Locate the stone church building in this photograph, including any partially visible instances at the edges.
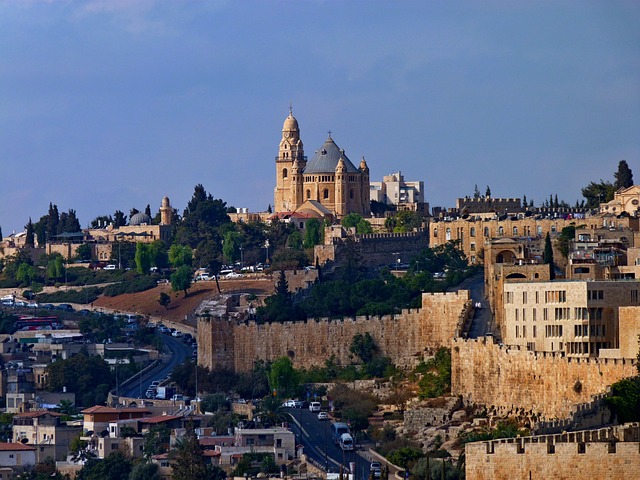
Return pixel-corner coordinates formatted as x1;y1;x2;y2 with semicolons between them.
273;109;371;219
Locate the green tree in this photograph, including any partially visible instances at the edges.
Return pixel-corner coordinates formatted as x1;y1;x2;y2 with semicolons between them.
557;226;576;259
25;218;35;247
46;254;65;281
342;213;364;230
143;424;170;459
303;218;323;248
46;349;114;407
76;451;132;480
614;160;634;190
113;210;127;227
170;265;192;297
135;243;152;275
128;462;160;480
148;241;169;269
168;244;193;268
158;292;171;310
222;231;242;264
287;230;303;250
543;232;555;280
16;263;37;286
268;356;300;398
75;243;93;261
581;180;615;209
171;422;226;480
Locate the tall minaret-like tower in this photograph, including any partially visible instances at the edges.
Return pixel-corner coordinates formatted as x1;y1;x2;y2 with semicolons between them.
160;196;172;225
274;107;305;213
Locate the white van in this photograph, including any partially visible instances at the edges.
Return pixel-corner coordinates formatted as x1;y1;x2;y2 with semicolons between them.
103;265;116;270
339;433;354;451
309;401;321;412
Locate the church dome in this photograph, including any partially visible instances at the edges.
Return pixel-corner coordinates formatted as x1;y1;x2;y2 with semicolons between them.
304;136;359;174
283;112;299;131
129;212;152;226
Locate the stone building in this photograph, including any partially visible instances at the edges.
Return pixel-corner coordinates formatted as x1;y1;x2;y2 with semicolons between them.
370;171;427;213
12;411;81;461
273;109;370;219
429;212;638;265
501;280;640;357
600;184;640;216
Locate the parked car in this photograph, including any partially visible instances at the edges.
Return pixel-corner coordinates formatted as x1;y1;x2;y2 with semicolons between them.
171;330;183;338
56;304;74;312
225;272;244;279
14;301;27;307
317;411;329;420
103;264;117;270
282;399;296;408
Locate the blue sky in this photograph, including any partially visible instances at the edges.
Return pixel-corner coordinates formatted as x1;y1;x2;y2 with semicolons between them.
1;0;639;234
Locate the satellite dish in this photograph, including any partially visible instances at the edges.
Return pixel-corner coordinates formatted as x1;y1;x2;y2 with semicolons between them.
100;430;109;438
21;438;29;444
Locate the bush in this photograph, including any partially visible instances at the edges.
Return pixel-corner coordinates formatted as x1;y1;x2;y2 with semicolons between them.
37;287;103;304
103;276;157;297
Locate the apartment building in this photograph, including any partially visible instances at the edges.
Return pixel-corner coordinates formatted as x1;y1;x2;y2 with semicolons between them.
502;280;640;357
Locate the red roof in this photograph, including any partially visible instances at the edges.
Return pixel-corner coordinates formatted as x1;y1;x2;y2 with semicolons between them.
203;450;221;457
15;411;62;418
0;443;36;451
140;415;181;424
82;406;151;414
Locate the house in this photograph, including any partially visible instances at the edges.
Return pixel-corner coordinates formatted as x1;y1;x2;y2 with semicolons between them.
12;410;82;461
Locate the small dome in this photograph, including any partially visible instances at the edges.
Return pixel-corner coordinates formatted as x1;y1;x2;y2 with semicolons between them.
129;212;152;226
283;112;299;131
161;196;170;208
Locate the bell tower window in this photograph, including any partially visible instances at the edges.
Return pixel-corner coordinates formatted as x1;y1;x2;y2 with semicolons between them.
283;169;288;179
323;189;329;199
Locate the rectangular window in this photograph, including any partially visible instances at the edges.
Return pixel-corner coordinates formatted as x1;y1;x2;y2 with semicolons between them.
522;292;527;304
470;243;475;251
533;325;537;338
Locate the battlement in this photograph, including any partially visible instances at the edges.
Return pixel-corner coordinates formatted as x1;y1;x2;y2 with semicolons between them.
452;337;638;367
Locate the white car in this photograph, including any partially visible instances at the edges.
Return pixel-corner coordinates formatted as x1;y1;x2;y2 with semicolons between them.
317;411;329;420
225;272;244;279
282;399;296;408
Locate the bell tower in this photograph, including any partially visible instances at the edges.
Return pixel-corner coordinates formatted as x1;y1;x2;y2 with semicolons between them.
274;107;305;213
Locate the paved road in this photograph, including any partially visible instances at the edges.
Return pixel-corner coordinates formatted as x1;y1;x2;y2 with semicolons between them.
286;408;377;479
450;274;495;339
120;333;192;398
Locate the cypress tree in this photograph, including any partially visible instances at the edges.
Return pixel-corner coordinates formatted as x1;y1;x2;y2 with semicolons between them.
543;232;555;280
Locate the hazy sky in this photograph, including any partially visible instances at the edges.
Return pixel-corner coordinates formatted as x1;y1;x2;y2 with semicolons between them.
1;0;639;234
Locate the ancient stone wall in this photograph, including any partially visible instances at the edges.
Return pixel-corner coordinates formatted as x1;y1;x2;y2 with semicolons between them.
198;291;470;373
466;424;640;480
451;338;637;420
313;229;429;269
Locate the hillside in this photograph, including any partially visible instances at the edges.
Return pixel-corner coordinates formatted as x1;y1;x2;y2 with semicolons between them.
93;277;274;323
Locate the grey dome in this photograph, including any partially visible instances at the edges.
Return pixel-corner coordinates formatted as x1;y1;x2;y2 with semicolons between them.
304;136;359;174
129;212;152;226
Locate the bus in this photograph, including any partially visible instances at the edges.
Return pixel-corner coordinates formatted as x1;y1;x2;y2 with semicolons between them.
16;316;61;331
331;422;350;445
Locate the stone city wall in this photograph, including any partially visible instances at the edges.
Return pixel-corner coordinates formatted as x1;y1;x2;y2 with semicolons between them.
451;338;637;420
198;291;470;373
465;424;640;480
313;230;429;269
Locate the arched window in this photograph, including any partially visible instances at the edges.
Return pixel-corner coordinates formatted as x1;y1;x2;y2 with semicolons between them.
349;189;354;199
484;227;490;237
513;226;518;236
283;168;288;179
446;228;451;240
433;228;438;238
323;189;329;199
537;226;542;236
498;226;504;236
306;189;311;199
470;227;476;237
